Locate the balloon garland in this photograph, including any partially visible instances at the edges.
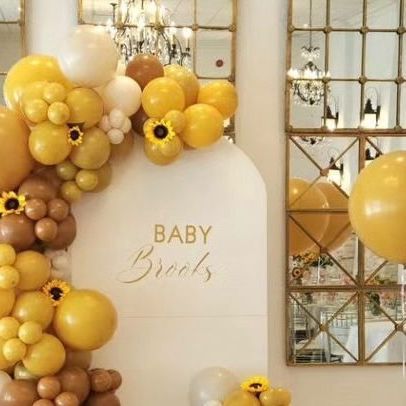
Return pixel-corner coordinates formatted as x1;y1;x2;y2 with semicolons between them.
0;24;238;405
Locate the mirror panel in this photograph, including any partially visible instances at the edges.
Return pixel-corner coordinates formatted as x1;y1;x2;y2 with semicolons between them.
330;0;363;29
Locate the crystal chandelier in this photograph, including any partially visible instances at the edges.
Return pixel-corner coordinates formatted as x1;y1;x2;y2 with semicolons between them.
107;0;193;67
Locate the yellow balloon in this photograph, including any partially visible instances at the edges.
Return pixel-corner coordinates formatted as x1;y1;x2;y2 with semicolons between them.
164;110;187;133
142;77;185;118
56;160;78;181
164;65;200;107
260;388;292;406
75;170;99;192
20;81;47;107
29;122;72;165
3;338;27;363
144;140;179;166
198;80;238;119
0;338;13;370
180;104;224;148
316;182;352;252
47;102;70;125
0;107;34;192
0;244;16;267
65;88;104;129
289;178;330;255
23;98;48;124
18;321;43;345
0;266;20;290
14;251;51;291
90;163;113;193
0;317;20;340
4;55;72;112
23;333;66;377
43;82;67;104
64;350;92;370
60;181;83;204
12;291;54;329
70;127;111;170
0;290;15;318
53;290;117;351
224;390;261;406
349;151;406;263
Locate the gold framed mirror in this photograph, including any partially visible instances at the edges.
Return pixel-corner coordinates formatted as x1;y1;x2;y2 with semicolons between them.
0;0;25;104
286;0;406;366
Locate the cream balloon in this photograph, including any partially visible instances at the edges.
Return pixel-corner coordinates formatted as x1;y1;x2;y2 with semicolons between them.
58;25;118;87
0;371;11;393
101;76;142;116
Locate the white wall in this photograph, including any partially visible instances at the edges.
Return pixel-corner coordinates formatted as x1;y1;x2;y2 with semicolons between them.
26;0;406;405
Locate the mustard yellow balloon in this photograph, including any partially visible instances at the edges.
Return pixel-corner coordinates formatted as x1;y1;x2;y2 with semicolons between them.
224;390;261;406
12;291;54;329
75;170;99;192
0;338;13;370
164;110;187;133
65;88;104;129
144;140;179;166
60;181;83;203
3;338;27;363
23;333;66;377
70;127;111;170
0;317;20;340
289;178;330;255
4;55;72;112
0;266;20;290
198;80;238;119
164;65;200;107
349;151;406;263
260;388;292;406
14;251;51;291
53;290;117;351
47;102;70;125
56;160;79;181
0;244;16;267
18;321;43;345
142;77;185;119
180;104;224;148
29;122;72;165
0;290;15;318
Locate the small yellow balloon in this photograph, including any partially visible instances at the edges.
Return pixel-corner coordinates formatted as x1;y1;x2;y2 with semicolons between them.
75;170;99;192
3;338;27;363
0;244;16;267
198;80;238;119
56;160;78;181
160;135;183;158
23;333;66;377
60;181;83;203
0;290;15;318
20;81;47;107
18;321;43;345
43;82;67;104
164;65;200;107
0;317;20;340
144;140;178;166
0;338;13;370
14;251;51;291
70;127;111;170
12;291;54;329
23;98;48;124
47;102;70;125
164;110;187;133
29;122;72;165
224;390;261;406
180;104;224;148
260;388;292;406
65;88;104;129
0;266;20;290
90;163;113;193
53;290;117;351
142;77;185;118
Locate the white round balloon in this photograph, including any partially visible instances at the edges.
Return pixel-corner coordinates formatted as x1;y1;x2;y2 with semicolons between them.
58;25;118;88
101;76;142;116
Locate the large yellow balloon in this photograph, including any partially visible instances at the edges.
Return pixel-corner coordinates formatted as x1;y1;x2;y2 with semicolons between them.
349;151;406;263
224;390;261;406
53;290;117;351
142;77;185;118
0;290;15;318
4;55;72;112
164;65;200;107
316;182;352;252
0;107;34;192
23;334;66;377
14;251;51;291
0;338;13;370
198;80;238;119
260;388;292;406
180;104;224;148
289;178;330;255
65;88;104;129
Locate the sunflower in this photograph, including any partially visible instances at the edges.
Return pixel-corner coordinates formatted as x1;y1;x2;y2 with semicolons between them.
241;376;270;394
42;279;71;306
0;192;27;216
144;119;176;147
68;125;84;146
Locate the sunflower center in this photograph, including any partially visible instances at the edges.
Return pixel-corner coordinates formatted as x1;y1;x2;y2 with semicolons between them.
5;198;20;211
50;287;63;301
70;129;81;141
154;125;169;139
249;383;262;389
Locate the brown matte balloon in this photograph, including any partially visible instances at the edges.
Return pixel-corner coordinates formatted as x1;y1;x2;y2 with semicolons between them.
57;367;90;403
85;392;120;406
125;54;164;89
33;400;55;406
36;167;63;189
0;380;40;405
108;370;122;391
35;218;59;242
47;216;76;250
25;198;47;221
54;392;79;406
130;106;149;135
0;214;36;251
47;199;70;222
37;376;62;400
19;176;57;203
89;370;112;393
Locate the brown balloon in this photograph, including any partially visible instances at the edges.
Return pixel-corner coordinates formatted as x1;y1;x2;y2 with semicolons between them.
57;367;90;403
35;217;59;242
125;54;164;89
89;370;112;393
111;132;134;161
64;351;92;370
108;370;122;391
130;106;149;136
0;214;36;251
54;392;79;406
85;392;120;406
36;166;63;190
19;176;57;203
47;216;76;249
47;199;70;222
0;380;40;405
33;400;55;406
25;198;47;221
37;376;62;400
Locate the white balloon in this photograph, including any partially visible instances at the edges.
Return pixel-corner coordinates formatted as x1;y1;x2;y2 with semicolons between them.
52;251;71;270
0;371;11;393
109;108;126;129
108;128;125;145
99;115;112;132
121;117;132;134
204;401;223;406
190;367;239;406
102;76;142;116
58;25;118;87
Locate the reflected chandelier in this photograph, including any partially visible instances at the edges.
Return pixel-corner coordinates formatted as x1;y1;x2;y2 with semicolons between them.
107;0;193;67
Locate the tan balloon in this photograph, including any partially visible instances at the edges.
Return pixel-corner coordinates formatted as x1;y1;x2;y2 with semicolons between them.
58;367;90;403
54;392;79;406
33;400;54;406
0;106;34;192
89;369;112;393
19;175;57;202
25;199;47;221
111;132;134;161
37;375;62;400
125;53;164;89
35;218;59;242
47;216;77;250
64;350;92;370
224;389;261;406
0;379;40;405
0;214;36;252
164;65;200;107
108;370;122;390
47;199;70;222
85;392;121;406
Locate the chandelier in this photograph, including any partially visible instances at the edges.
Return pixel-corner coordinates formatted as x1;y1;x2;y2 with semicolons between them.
107;0;193;67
